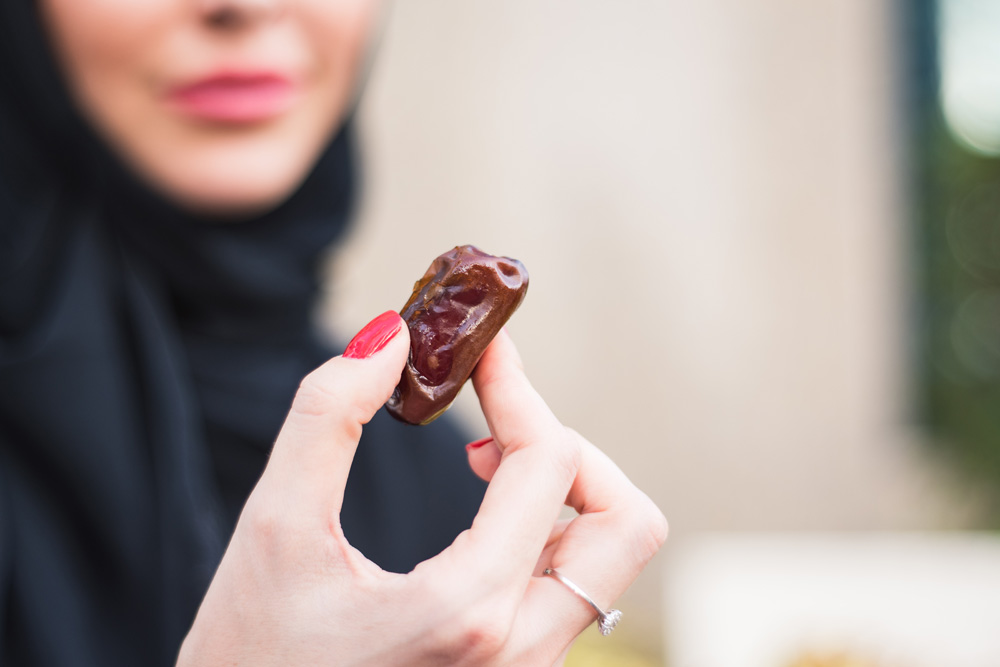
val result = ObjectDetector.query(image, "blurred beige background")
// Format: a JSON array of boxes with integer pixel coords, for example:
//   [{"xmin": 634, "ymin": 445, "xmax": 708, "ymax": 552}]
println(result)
[{"xmin": 320, "ymin": 0, "xmax": 979, "ymax": 661}]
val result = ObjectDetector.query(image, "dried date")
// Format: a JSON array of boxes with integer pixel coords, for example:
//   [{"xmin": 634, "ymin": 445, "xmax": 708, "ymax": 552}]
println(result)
[{"xmin": 386, "ymin": 245, "xmax": 529, "ymax": 425}]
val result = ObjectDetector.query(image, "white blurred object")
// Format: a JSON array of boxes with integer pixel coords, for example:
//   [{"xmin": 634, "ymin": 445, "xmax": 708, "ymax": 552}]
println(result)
[
  {"xmin": 940, "ymin": 0, "xmax": 1000, "ymax": 156},
  {"xmin": 666, "ymin": 533, "xmax": 1000, "ymax": 667}
]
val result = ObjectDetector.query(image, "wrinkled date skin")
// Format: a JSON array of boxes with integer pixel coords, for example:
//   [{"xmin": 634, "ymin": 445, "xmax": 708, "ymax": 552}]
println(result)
[{"xmin": 386, "ymin": 245, "xmax": 529, "ymax": 425}]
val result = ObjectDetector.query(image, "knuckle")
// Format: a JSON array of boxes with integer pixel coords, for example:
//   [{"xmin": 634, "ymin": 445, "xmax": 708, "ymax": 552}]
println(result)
[
  {"xmin": 548, "ymin": 430, "xmax": 583, "ymax": 487},
  {"xmin": 649, "ymin": 505, "xmax": 670, "ymax": 548},
  {"xmin": 498, "ymin": 426, "xmax": 579, "ymax": 488},
  {"xmin": 244, "ymin": 501, "xmax": 285, "ymax": 546},
  {"xmin": 409, "ymin": 572, "xmax": 513, "ymax": 663},
  {"xmin": 292, "ymin": 370, "xmax": 339, "ymax": 418},
  {"xmin": 631, "ymin": 497, "xmax": 669, "ymax": 560},
  {"xmin": 290, "ymin": 368, "xmax": 365, "ymax": 439},
  {"xmin": 441, "ymin": 607, "xmax": 511, "ymax": 662},
  {"xmin": 239, "ymin": 488, "xmax": 316, "ymax": 555}
]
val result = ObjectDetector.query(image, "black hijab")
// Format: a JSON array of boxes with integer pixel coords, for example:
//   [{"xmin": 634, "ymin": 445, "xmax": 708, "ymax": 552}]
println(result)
[{"xmin": 0, "ymin": 3, "xmax": 486, "ymax": 666}]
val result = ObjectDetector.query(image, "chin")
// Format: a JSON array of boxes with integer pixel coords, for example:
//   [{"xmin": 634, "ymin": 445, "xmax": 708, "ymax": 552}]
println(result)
[
  {"xmin": 166, "ymin": 176, "xmax": 302, "ymax": 219},
  {"xmin": 140, "ymin": 143, "xmax": 321, "ymax": 219}
]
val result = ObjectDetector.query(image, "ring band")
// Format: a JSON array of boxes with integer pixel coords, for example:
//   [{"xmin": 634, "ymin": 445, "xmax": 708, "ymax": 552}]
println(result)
[{"xmin": 543, "ymin": 568, "xmax": 622, "ymax": 636}]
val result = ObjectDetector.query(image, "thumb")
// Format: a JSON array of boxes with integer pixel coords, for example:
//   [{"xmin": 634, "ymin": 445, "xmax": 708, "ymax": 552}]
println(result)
[{"xmin": 263, "ymin": 310, "xmax": 410, "ymax": 518}]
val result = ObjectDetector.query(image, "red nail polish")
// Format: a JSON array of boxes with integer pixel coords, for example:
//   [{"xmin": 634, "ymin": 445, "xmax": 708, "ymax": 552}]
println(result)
[
  {"xmin": 344, "ymin": 311, "xmax": 402, "ymax": 359},
  {"xmin": 465, "ymin": 437, "xmax": 494, "ymax": 451}
]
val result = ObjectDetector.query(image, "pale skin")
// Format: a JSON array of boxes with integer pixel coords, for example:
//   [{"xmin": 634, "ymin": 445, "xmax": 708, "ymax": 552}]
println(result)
[
  {"xmin": 42, "ymin": 0, "xmax": 378, "ymax": 216},
  {"xmin": 39, "ymin": 0, "xmax": 668, "ymax": 663},
  {"xmin": 178, "ymin": 325, "xmax": 667, "ymax": 665}
]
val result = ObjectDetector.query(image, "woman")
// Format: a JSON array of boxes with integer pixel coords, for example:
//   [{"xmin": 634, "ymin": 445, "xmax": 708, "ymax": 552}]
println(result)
[{"xmin": 0, "ymin": 0, "xmax": 667, "ymax": 665}]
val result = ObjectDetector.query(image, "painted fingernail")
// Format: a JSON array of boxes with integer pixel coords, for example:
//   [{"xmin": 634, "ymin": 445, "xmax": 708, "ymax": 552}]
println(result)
[
  {"xmin": 465, "ymin": 437, "xmax": 494, "ymax": 452},
  {"xmin": 344, "ymin": 311, "xmax": 403, "ymax": 359}
]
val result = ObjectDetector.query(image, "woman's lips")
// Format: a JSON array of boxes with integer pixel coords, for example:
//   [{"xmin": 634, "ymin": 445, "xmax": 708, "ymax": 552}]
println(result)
[{"xmin": 166, "ymin": 73, "xmax": 298, "ymax": 123}]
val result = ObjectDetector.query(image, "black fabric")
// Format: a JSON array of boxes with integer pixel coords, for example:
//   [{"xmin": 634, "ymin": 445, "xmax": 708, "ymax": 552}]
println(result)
[{"xmin": 0, "ymin": 2, "xmax": 486, "ymax": 666}]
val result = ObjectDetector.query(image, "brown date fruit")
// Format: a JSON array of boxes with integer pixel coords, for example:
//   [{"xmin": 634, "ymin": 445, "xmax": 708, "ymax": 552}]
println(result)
[{"xmin": 386, "ymin": 245, "xmax": 529, "ymax": 425}]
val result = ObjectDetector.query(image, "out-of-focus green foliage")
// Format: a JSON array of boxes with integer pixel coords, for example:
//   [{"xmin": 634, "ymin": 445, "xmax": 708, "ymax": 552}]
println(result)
[{"xmin": 919, "ymin": 117, "xmax": 1000, "ymax": 517}]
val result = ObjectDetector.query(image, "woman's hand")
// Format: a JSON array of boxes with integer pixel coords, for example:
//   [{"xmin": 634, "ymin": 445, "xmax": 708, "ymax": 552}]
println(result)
[{"xmin": 177, "ymin": 312, "xmax": 667, "ymax": 666}]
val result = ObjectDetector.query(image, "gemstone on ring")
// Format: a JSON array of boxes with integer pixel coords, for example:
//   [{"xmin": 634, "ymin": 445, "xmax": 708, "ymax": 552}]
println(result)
[{"xmin": 598, "ymin": 608, "xmax": 622, "ymax": 636}]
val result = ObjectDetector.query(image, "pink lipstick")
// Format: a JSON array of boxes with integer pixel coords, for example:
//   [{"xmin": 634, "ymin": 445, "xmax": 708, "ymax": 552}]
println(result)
[{"xmin": 166, "ymin": 73, "xmax": 297, "ymax": 123}]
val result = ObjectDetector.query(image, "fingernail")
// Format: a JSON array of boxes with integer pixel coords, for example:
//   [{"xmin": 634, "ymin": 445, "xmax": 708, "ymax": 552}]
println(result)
[
  {"xmin": 344, "ymin": 311, "xmax": 403, "ymax": 359},
  {"xmin": 465, "ymin": 437, "xmax": 494, "ymax": 451}
]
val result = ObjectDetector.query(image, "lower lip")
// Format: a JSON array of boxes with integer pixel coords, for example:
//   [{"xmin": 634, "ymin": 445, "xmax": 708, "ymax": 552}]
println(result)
[{"xmin": 167, "ymin": 77, "xmax": 298, "ymax": 123}]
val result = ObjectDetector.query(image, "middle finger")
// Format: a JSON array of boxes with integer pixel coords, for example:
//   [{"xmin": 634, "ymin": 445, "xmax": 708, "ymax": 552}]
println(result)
[{"xmin": 441, "ymin": 332, "xmax": 581, "ymax": 585}]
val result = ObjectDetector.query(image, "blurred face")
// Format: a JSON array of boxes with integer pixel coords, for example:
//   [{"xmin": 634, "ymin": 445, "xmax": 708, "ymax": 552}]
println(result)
[{"xmin": 41, "ymin": 0, "xmax": 381, "ymax": 216}]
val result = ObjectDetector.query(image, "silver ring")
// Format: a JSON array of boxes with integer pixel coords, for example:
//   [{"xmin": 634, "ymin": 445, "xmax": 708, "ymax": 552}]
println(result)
[{"xmin": 543, "ymin": 568, "xmax": 622, "ymax": 636}]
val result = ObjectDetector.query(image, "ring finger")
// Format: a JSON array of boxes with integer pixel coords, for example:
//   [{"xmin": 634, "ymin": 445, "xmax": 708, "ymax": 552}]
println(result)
[{"xmin": 514, "ymin": 430, "xmax": 668, "ymax": 646}]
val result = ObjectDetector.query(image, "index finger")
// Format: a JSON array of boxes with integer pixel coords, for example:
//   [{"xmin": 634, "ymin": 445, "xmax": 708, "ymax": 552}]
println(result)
[{"xmin": 450, "ymin": 331, "xmax": 581, "ymax": 580}]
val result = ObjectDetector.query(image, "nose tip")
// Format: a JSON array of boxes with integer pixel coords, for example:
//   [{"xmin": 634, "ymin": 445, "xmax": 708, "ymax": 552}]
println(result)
[{"xmin": 198, "ymin": 0, "xmax": 283, "ymax": 30}]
